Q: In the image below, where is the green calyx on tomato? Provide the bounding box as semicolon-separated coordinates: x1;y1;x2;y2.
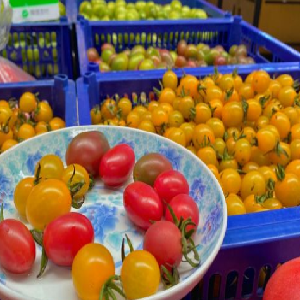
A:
0;204;4;222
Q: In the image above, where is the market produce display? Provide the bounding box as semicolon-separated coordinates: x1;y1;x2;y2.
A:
89;69;300;215
0;130;203;300
0;92;65;153
79;0;208;21
87;42;254;72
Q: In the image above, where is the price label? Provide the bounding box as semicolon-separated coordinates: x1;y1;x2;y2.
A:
9;0;59;23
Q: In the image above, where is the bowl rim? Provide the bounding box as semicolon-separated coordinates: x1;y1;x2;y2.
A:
0;125;227;300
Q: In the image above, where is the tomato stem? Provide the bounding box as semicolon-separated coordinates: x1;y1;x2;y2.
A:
0;204;4;222
30;229;43;246
89;174;95;191
122;234;135;262
34;163;42;185
37;246;48;279
99;275;125;300
161;265;180;289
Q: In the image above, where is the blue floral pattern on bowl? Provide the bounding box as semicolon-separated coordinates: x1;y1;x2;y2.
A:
0;126;226;300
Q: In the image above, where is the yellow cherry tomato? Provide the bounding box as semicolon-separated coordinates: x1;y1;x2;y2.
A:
152;108;168;127
278;86;297;107
262;198;283;210
180;122;195;145
162;70;178;90
258;166;277;182
246;99;262;122
18;123;35;140
1;138;18;152
242;162;259;173
167;127;186;147
49;117;66;131
62;164;90;199
226;194;246;216
285;160;300;179
234;138;251;165
192;103;211;124
101;99;117;120
158;88;176;104
121;250;160;300
192;124;215;149
252;70;270;93
138;120;156;133
35;154;64;181
290;140;300;160
14;177;35;219
222;102;243;128
268;142;291;167
26;179;72;230
0;107;12;125
90;106;102;125
197;146;217;166
244;194;263;213
275;173;300;207
159;103;173;116
214;137;226;157
168;110;184;127
206;118;225;139
118;97;132;118
277;74;294;87
241;171;266;200
148;101;159;112
220;168;241;194
19;92;37;113
256;115;269;129
178;96;194;120
270;112;291;139
291;123;300;140
34;102;53;122
35;121;49;134
207;164;220;180
72;244;115;300
127;111;140;128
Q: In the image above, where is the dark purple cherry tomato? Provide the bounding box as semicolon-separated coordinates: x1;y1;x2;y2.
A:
165;194;199;232
133;153;173;186
154;170;189;204
99;144;135;187
43;212;94;267
123;181;163;230
66;131;110;177
0;217;35;274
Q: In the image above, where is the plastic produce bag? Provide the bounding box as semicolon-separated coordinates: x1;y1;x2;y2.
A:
0;0;35;83
0;57;35;83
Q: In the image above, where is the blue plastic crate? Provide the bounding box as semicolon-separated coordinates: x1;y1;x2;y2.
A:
0;18;74;79
76;15;300;76
0;75;77;127
77;62;300;300
70;0;226;23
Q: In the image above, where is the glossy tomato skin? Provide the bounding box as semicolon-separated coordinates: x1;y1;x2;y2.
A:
121;250;160;300
72;244;115;300
143;221;182;270
0;219;35;274
123;181;163;230
165;194;199;232
99;144;135;187
154;170;189;204
43;213;94;267
133;153;173;186
66;131;110;177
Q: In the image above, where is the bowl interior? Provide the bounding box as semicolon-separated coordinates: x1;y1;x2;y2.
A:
0;126;226;300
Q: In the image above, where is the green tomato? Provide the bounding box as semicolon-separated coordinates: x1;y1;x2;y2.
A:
131;45;146;56
116;0;126;4
193;9;207;19
116;13;126;20
171;0;182;11
107;2;115;10
128;54;145;70
135;1;146;11
139;10;147;20
170;51;177;62
90;15;99;21
138;58;154;70
101;49;115;63
99;62;110;72
79;1;92;17
59;2;66;16
146;47;159;58
169;11;181;20
204;49;219;65
127;3;135;9
93;3;107;18
111;54;129;71
126;11;140;21
91;0;105;5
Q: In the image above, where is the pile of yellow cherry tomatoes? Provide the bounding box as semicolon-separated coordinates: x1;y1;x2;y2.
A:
90;69;300;216
0;92;66;153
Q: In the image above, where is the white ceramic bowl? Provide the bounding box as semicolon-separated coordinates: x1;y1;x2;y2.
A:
0;126;226;300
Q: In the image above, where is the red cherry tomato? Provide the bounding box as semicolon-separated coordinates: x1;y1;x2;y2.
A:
143;221;182;270
43;212;94;267
123;181;163;230
154;170;189;204
165;194;199;232
66;131;110;177
0;218;35;274
99;144;135;187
